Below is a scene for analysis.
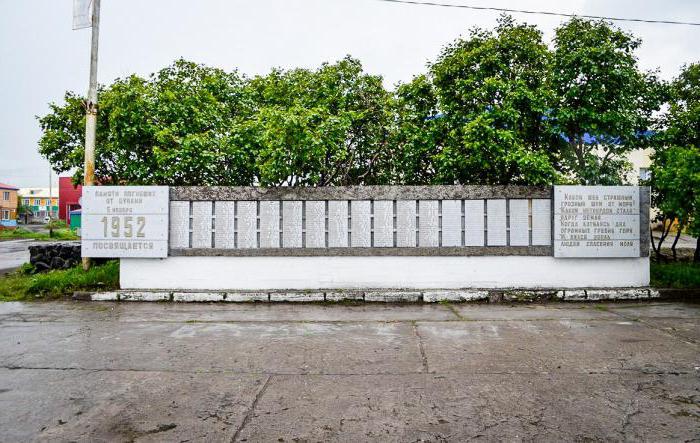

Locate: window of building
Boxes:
[639,167,651,181]
[1,210,9,220]
[33,198,40,206]
[2,191,9,201]
[24,198,29,205]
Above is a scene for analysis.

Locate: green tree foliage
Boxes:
[650,63,700,261]
[39,60,254,186]
[39,17,666,188]
[549,18,664,184]
[392,17,558,185]
[246,57,391,186]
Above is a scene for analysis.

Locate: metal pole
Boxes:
[83,0,100,270]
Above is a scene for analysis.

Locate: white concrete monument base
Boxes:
[120,256,650,291]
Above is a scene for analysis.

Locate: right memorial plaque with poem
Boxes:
[553,186,641,258]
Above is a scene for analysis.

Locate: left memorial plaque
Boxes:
[82,186,169,258]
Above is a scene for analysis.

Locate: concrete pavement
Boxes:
[0,301,698,441]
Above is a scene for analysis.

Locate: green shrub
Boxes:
[650,262,700,289]
[0,261,119,301]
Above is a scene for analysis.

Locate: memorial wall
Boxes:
[82,185,651,291]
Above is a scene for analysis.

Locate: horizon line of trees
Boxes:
[37,15,699,258]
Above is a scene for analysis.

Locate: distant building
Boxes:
[18,187,58,223]
[0,182,19,227]
[624,148,652,185]
[59,177,82,226]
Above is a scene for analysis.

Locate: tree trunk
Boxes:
[670,225,682,261]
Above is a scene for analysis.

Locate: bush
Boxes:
[650,262,700,289]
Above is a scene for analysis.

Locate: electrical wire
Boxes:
[374,0,700,26]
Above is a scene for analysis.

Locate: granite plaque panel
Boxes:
[464,200,485,246]
[351,200,371,247]
[305,201,326,248]
[418,200,439,247]
[441,200,462,247]
[215,201,236,248]
[282,201,302,248]
[328,200,349,247]
[259,201,280,248]
[169,201,190,249]
[554,186,640,258]
[531,199,551,246]
[487,199,507,246]
[373,200,394,247]
[191,201,213,248]
[236,201,257,249]
[509,199,529,246]
[396,200,416,247]
[82,186,169,258]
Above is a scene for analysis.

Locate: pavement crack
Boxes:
[606,309,698,346]
[412,321,430,373]
[231,375,272,442]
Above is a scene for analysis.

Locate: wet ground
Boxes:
[0,301,698,441]
[0,240,33,275]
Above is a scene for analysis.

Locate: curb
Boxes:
[73,287,680,303]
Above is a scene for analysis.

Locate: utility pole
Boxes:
[82,0,100,270]
[48,167,53,238]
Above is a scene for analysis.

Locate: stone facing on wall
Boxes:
[168,186,562,255]
[164,185,649,258]
[90,288,660,303]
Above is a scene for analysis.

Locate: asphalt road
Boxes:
[0,301,698,441]
[0,240,33,275]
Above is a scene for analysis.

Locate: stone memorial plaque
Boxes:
[328,201,349,247]
[554,186,640,258]
[373,200,394,247]
[487,199,507,246]
[396,200,416,247]
[259,201,280,248]
[509,199,529,246]
[531,199,551,246]
[305,201,326,248]
[418,200,439,247]
[191,201,213,248]
[236,201,257,249]
[441,200,462,247]
[282,201,302,248]
[351,200,371,247]
[82,186,169,257]
[169,201,189,249]
[215,201,236,248]
[464,200,485,246]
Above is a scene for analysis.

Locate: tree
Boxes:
[549,18,664,184]
[246,57,392,186]
[38,57,392,187]
[393,16,560,185]
[39,59,256,186]
[650,63,700,262]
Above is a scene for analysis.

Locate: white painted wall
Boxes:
[121,256,649,290]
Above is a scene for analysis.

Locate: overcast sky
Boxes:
[1,0,699,187]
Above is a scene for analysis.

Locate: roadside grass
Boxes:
[650,262,700,289]
[0,227,79,241]
[0,261,119,301]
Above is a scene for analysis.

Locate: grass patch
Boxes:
[651,262,700,289]
[0,227,79,241]
[0,261,119,301]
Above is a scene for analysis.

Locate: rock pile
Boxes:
[29,242,82,272]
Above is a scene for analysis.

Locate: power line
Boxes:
[374,0,700,27]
